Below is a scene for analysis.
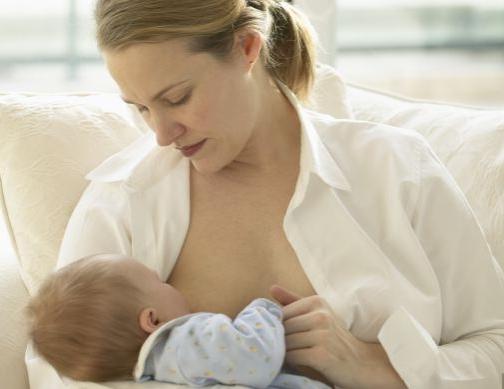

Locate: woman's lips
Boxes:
[179,140,202,150]
[178,139,207,157]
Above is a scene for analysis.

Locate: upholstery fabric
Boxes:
[0,93,146,294]
[0,255,29,389]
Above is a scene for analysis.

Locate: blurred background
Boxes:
[298,0,504,108]
[1,0,503,107]
[1,0,504,258]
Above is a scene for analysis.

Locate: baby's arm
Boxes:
[152,298,285,388]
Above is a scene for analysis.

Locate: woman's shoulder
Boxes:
[305,110,427,186]
[85,132,185,191]
[306,108,425,149]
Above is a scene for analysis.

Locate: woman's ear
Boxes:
[235,30,262,70]
[138,308,161,334]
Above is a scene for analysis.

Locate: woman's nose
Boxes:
[150,115,186,146]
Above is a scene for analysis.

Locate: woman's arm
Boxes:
[270,135,504,389]
[270,285,406,389]
[377,138,504,388]
[57,180,132,268]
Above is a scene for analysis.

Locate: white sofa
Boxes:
[1,70,503,389]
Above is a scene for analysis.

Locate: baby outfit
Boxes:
[134,298,331,388]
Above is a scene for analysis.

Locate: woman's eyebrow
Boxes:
[121,79,190,105]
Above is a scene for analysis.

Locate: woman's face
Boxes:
[104,37,261,174]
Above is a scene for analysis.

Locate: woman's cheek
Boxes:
[192,101,217,135]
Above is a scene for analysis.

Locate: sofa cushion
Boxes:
[0,255,29,389]
[347,84,504,269]
[0,93,146,294]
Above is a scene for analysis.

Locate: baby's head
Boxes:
[26,254,190,382]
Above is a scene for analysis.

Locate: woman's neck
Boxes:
[220,77,301,181]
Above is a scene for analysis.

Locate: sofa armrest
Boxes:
[0,255,30,389]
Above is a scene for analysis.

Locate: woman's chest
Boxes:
[155,168,441,342]
[167,172,316,318]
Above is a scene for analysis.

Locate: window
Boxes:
[1,0,503,105]
[298,0,504,108]
[0,0,116,93]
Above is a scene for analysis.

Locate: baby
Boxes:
[26,253,330,388]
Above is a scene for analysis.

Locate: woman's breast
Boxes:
[167,214,316,317]
[166,165,316,317]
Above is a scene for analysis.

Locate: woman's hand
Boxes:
[269,285,406,389]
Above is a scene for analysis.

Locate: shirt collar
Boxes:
[86,83,351,193]
[133,312,199,381]
[85,130,158,183]
[277,82,351,192]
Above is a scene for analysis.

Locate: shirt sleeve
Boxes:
[56,180,132,269]
[153,299,285,388]
[378,138,504,389]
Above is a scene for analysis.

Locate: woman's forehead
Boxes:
[103,40,213,101]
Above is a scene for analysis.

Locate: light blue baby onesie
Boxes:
[134,298,331,388]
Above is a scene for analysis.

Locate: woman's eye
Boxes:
[133,91,191,113]
[137,105,148,113]
[165,92,192,107]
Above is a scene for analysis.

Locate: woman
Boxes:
[30,0,504,388]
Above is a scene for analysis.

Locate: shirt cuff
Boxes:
[378,307,439,388]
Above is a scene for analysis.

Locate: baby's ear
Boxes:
[138,308,160,334]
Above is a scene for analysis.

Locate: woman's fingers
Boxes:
[285,329,326,350]
[284,347,317,369]
[282,295,329,321]
[283,314,311,334]
[282,310,328,334]
[269,284,302,306]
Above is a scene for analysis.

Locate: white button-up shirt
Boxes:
[28,85,504,389]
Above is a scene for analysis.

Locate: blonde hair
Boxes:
[26,256,148,382]
[95,0,317,102]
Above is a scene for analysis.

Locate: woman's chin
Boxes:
[190,159,222,175]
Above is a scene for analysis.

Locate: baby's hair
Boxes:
[25,255,148,382]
